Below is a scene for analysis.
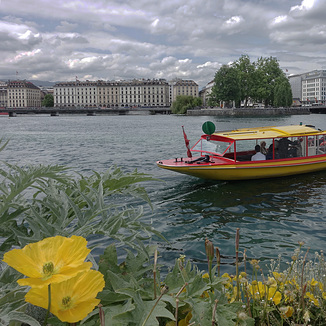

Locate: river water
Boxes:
[1,113,326,273]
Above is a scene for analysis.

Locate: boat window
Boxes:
[317,135,326,154]
[275,137,305,158]
[234,139,269,161]
[307,136,317,156]
[191,137,233,156]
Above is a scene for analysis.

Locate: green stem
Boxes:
[43,284,51,326]
[141,285,168,326]
[235,228,240,301]
[208,258,213,282]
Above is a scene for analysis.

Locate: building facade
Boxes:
[0,82,7,108]
[199,80,214,106]
[170,79,199,103]
[53,78,195,108]
[54,81,100,108]
[289,70,326,105]
[7,80,41,108]
[301,70,326,104]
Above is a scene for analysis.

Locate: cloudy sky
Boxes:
[1,0,325,88]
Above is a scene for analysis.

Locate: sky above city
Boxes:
[1,0,325,88]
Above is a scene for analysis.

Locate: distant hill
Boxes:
[26,80,59,87]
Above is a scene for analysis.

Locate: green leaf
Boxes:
[6,311,41,326]
[185,274,210,298]
[103,300,135,325]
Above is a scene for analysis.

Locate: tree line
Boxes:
[208,55,292,108]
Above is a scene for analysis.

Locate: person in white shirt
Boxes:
[251,144,266,161]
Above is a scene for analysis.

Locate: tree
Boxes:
[42,94,54,107]
[210,55,292,108]
[209,65,240,107]
[171,95,202,114]
[233,55,255,107]
[273,76,293,107]
[253,57,284,106]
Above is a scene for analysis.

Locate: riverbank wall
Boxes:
[187,107,310,116]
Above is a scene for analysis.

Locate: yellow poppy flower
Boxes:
[249,281,265,299]
[280,306,294,318]
[3,235,92,287]
[268,288,282,305]
[308,278,318,287]
[305,292,320,307]
[285,306,294,318]
[25,269,105,323]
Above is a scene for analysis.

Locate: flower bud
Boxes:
[205,238,214,261]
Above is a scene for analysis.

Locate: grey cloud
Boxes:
[0,0,325,87]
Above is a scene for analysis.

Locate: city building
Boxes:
[53,78,193,108]
[289,70,326,105]
[98,81,120,107]
[302,70,326,104]
[169,79,199,103]
[7,80,41,108]
[119,79,169,107]
[0,78,200,109]
[0,82,7,108]
[54,80,101,108]
[199,80,214,106]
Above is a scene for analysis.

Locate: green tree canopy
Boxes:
[274,76,293,107]
[171,95,202,114]
[208,65,240,107]
[253,56,285,106]
[42,94,54,107]
[209,55,292,108]
[233,55,255,106]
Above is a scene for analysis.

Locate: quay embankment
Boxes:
[1,106,325,117]
[187,107,311,116]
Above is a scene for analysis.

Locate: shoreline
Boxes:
[187,107,311,116]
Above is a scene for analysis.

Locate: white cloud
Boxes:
[290,0,315,12]
[0,0,326,88]
[225,16,243,26]
[272,15,288,25]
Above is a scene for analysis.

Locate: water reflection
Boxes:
[156,170,326,272]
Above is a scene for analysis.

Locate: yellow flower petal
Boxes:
[25,270,105,323]
[4,235,91,287]
[309,278,318,287]
[272,291,282,305]
[18,262,92,287]
[285,306,294,318]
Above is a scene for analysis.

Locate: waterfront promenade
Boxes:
[1,105,325,117]
[0,106,171,117]
[188,106,312,116]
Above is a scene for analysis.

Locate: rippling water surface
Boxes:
[1,113,326,273]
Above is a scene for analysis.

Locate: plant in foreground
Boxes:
[3,235,92,287]
[3,235,104,324]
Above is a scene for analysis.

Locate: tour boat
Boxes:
[156,122,326,180]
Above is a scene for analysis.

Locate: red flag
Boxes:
[182,126,192,158]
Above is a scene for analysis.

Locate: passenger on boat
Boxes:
[251,145,266,161]
[260,141,267,155]
[266,144,272,160]
[278,137,294,158]
[290,139,303,157]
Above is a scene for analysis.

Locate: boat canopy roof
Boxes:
[210,124,326,141]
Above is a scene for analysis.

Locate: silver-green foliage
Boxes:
[0,138,164,324]
[0,162,162,256]
[93,245,253,326]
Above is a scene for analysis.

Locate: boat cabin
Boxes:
[191,125,326,162]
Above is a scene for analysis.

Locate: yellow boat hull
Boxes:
[157,156,326,181]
